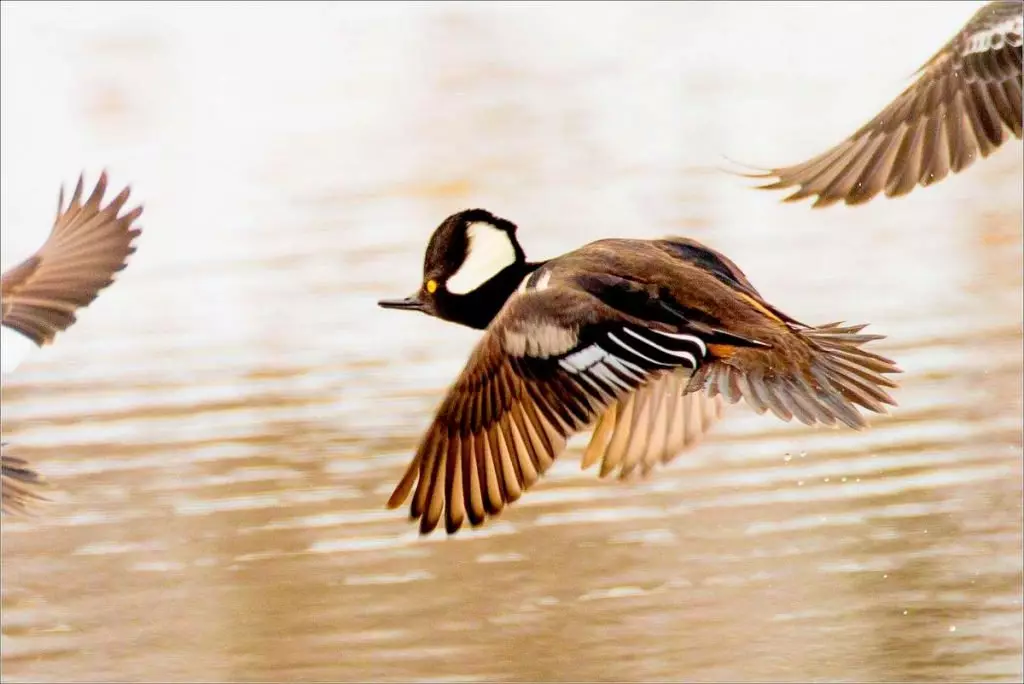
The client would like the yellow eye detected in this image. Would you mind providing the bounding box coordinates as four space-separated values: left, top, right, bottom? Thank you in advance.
425 279 438 294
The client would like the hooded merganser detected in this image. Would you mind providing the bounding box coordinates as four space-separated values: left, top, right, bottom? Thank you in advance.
1 172 143 515
743 0 1022 208
378 209 902 535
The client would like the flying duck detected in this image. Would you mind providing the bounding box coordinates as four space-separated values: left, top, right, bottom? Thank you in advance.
378 209 902 535
1 172 143 515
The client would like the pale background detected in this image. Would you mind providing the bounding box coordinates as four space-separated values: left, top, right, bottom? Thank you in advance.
2 2 1022 682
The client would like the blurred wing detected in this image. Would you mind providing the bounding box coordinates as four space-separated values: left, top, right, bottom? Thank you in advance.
582 369 725 480
1 172 143 348
388 287 713 535
752 1 1023 207
1 445 49 516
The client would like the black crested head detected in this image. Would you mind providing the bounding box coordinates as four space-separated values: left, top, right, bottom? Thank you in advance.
378 209 537 330
422 209 525 285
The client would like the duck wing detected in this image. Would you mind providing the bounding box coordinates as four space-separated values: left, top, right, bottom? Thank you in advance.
1 172 143 349
387 285 725 535
747 0 1022 207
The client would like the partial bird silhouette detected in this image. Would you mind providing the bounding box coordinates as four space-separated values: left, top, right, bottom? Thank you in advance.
740 0 1022 208
1 172 143 515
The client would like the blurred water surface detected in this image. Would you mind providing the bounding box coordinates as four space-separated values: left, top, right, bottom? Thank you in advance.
1 2 1022 682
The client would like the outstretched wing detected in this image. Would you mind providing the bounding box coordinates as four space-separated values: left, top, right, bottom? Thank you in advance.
582 370 724 481
387 286 717 535
750 0 1023 207
1 171 143 347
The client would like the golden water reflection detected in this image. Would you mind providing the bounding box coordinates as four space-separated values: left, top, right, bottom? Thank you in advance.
2 2 1022 682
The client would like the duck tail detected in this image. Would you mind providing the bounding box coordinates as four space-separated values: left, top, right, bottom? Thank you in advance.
689 322 902 430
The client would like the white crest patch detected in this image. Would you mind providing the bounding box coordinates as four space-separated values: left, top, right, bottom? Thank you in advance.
447 221 517 295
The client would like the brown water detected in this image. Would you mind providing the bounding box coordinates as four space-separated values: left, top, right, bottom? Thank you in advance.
1 2 1022 682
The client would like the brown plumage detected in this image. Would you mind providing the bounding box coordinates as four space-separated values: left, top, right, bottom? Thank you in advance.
379 211 902 535
583 372 724 481
1 171 142 515
2 171 143 346
745 0 1023 208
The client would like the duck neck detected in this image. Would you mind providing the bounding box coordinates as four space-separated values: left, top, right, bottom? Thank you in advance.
454 260 545 330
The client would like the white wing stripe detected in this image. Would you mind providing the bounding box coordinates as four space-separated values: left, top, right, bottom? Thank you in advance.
591 362 633 392
606 332 676 367
575 366 616 400
562 344 606 372
649 329 708 356
607 351 645 377
622 328 700 366
605 355 646 383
